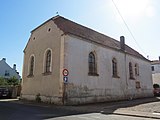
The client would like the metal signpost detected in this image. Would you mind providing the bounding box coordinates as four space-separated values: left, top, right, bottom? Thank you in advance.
62 68 69 105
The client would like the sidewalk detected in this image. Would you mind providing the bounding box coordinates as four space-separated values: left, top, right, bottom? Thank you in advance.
103 109 160 119
70 97 160 119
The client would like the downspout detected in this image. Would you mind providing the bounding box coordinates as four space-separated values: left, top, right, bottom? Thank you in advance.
120 36 128 97
125 52 128 92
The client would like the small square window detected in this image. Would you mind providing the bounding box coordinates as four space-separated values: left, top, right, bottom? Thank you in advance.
136 81 141 89
5 70 10 76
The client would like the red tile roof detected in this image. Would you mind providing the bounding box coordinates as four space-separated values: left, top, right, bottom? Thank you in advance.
151 60 160 65
53 16 148 61
31 15 148 61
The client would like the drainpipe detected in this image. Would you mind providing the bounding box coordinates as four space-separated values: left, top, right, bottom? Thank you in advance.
120 36 128 97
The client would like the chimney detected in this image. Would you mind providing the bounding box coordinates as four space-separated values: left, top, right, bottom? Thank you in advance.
13 64 16 71
120 36 125 51
2 58 6 62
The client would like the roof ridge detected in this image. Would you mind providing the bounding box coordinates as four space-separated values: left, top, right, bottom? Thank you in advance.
31 15 148 61
53 16 148 60
53 16 116 41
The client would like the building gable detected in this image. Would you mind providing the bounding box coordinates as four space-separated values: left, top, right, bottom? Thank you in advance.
0 58 20 79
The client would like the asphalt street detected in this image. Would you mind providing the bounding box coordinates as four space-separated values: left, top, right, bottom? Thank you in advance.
0 99 84 120
0 98 160 120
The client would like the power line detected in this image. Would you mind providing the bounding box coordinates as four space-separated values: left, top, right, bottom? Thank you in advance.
111 0 147 56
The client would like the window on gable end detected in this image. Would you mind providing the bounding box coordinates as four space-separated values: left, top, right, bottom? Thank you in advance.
29 56 34 76
45 49 52 73
5 70 10 76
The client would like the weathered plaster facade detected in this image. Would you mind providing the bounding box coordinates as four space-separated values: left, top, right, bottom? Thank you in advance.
63 35 153 104
21 16 153 105
22 20 64 104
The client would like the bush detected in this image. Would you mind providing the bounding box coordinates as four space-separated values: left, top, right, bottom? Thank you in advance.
35 93 41 102
153 84 160 88
7 76 19 86
0 77 8 86
0 77 20 86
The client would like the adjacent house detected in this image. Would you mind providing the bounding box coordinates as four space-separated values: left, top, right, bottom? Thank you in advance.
151 57 160 85
0 58 21 80
21 15 153 105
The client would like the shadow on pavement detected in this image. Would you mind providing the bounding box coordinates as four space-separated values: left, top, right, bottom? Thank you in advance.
0 97 159 120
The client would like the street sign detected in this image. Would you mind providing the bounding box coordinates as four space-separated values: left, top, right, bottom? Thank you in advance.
63 69 69 76
63 76 68 83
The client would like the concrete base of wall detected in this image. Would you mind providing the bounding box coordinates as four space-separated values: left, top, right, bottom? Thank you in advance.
65 94 154 105
21 94 63 105
21 89 154 105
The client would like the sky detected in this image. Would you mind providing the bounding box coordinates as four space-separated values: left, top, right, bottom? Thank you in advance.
0 0 160 76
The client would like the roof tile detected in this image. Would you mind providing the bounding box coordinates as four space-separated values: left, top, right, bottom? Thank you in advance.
53 16 147 61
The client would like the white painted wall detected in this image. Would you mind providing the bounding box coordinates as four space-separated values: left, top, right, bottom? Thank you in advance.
152 63 160 85
152 73 160 85
64 35 153 104
0 59 21 80
152 64 160 74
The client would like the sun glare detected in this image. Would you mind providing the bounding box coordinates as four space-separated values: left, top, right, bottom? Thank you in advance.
114 0 150 17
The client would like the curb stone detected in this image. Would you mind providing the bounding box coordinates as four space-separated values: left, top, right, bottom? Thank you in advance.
102 109 160 119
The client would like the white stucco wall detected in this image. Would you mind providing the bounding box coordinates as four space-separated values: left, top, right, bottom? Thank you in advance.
63 35 153 104
151 63 160 85
152 64 160 74
0 59 21 80
152 73 160 85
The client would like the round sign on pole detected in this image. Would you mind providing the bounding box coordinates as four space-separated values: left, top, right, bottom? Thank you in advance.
63 69 69 76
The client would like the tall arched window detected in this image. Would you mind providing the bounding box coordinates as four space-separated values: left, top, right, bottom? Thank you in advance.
45 50 51 73
112 58 118 77
135 64 139 76
29 56 34 76
88 52 97 75
129 62 134 79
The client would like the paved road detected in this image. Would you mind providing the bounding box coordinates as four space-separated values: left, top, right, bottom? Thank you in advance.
0 98 159 120
0 99 84 120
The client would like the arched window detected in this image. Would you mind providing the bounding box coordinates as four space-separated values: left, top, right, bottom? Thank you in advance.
112 58 118 77
129 62 134 79
45 50 52 73
29 56 34 76
88 52 97 75
135 64 139 76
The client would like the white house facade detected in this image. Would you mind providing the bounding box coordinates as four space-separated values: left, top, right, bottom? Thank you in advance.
21 16 153 105
151 58 160 85
0 58 21 80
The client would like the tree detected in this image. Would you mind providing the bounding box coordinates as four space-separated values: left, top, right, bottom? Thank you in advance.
0 76 20 86
0 77 8 86
7 76 19 86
